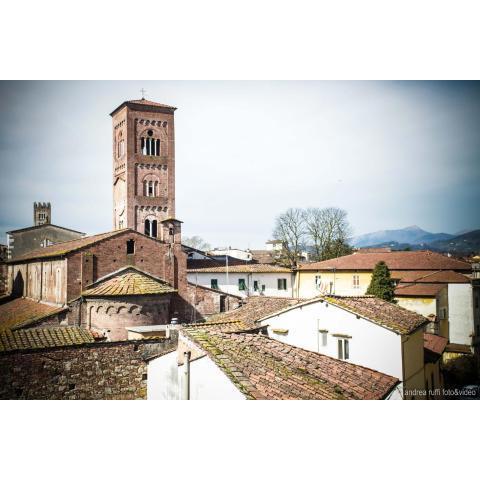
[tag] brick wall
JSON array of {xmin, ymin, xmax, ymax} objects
[
  {"xmin": 0, "ymin": 335, "xmax": 177, "ymax": 400},
  {"xmin": 62, "ymin": 230, "xmax": 187, "ymax": 302},
  {"xmin": 184, "ymin": 283, "xmax": 242, "ymax": 322}
]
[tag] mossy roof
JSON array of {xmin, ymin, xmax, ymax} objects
[
  {"xmin": 323, "ymin": 295, "xmax": 429, "ymax": 335},
  {"xmin": 0, "ymin": 326, "xmax": 94, "ymax": 353},
  {"xmin": 181, "ymin": 329, "xmax": 399, "ymax": 400},
  {"xmin": 82, "ymin": 266, "xmax": 176, "ymax": 297},
  {"xmin": 0, "ymin": 297, "xmax": 68, "ymax": 331},
  {"xmin": 9, "ymin": 229, "xmax": 130, "ymax": 262}
]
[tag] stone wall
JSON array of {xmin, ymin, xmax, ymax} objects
[
  {"xmin": 0, "ymin": 245, "xmax": 8, "ymax": 296},
  {"xmin": 184, "ymin": 283, "xmax": 242, "ymax": 322},
  {"xmin": 0, "ymin": 335, "xmax": 177, "ymax": 400}
]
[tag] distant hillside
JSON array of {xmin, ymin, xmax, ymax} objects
[
  {"xmin": 352, "ymin": 225, "xmax": 453, "ymax": 248},
  {"xmin": 428, "ymin": 230, "xmax": 480, "ymax": 254}
]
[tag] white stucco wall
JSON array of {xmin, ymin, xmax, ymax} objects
[
  {"xmin": 147, "ymin": 351, "xmax": 245, "ymax": 400},
  {"xmin": 259, "ymin": 300, "xmax": 404, "ymax": 381},
  {"xmin": 448, "ymin": 283, "xmax": 474, "ymax": 346},
  {"xmin": 187, "ymin": 272, "xmax": 293, "ymax": 298},
  {"xmin": 147, "ymin": 351, "xmax": 180, "ymax": 400},
  {"xmin": 188, "ymin": 357, "xmax": 246, "ymax": 400}
]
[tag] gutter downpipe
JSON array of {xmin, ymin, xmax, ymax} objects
[{"xmin": 182, "ymin": 351, "xmax": 191, "ymax": 400}]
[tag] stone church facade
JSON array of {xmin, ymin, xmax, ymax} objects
[{"xmin": 2, "ymin": 97, "xmax": 240, "ymax": 340}]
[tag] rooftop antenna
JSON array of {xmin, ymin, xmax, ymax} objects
[{"xmin": 140, "ymin": 88, "xmax": 146, "ymax": 99}]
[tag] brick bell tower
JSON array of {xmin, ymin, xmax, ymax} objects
[{"xmin": 110, "ymin": 97, "xmax": 177, "ymax": 239}]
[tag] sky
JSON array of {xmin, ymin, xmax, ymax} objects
[{"xmin": 0, "ymin": 81, "xmax": 479, "ymax": 249}]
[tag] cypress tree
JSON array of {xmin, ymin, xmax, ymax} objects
[{"xmin": 366, "ymin": 261, "xmax": 396, "ymax": 302}]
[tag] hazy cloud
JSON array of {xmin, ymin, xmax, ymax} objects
[{"xmin": 0, "ymin": 81, "xmax": 479, "ymax": 248}]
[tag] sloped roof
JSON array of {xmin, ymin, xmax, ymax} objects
[
  {"xmin": 390, "ymin": 270, "xmax": 470, "ymax": 283},
  {"xmin": 187, "ymin": 263, "xmax": 292, "ymax": 273},
  {"xmin": 110, "ymin": 98, "xmax": 177, "ymax": 116},
  {"xmin": 249, "ymin": 250, "xmax": 277, "ymax": 264},
  {"xmin": 394, "ymin": 283, "xmax": 446, "ymax": 297},
  {"xmin": 187, "ymin": 259, "xmax": 224, "ymax": 270},
  {"xmin": 323, "ymin": 296, "xmax": 429, "ymax": 335},
  {"xmin": 256, "ymin": 295, "xmax": 429, "ymax": 336},
  {"xmin": 82, "ymin": 266, "xmax": 175, "ymax": 297},
  {"xmin": 182, "ymin": 330, "xmax": 399, "ymax": 400},
  {"xmin": 424, "ymin": 333, "xmax": 448, "ymax": 356},
  {"xmin": 298, "ymin": 251, "xmax": 471, "ymax": 272},
  {"xmin": 207, "ymin": 296, "xmax": 303, "ymax": 327},
  {"xmin": 6, "ymin": 223, "xmax": 85, "ymax": 235},
  {"xmin": 0, "ymin": 326, "xmax": 94, "ymax": 353},
  {"xmin": 0, "ymin": 298, "xmax": 68, "ymax": 331},
  {"xmin": 9, "ymin": 229, "xmax": 130, "ymax": 262}
]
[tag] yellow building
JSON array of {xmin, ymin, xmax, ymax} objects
[{"xmin": 295, "ymin": 250, "xmax": 471, "ymax": 304}]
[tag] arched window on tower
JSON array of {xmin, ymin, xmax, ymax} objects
[
  {"xmin": 144, "ymin": 218, "xmax": 158, "ymax": 238},
  {"xmin": 141, "ymin": 130, "xmax": 160, "ymax": 156},
  {"xmin": 143, "ymin": 175, "xmax": 159, "ymax": 197}
]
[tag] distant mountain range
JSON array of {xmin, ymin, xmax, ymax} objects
[{"xmin": 352, "ymin": 226, "xmax": 480, "ymax": 254}]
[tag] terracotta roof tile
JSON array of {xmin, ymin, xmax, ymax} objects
[
  {"xmin": 207, "ymin": 297, "xmax": 303, "ymax": 327},
  {"xmin": 256, "ymin": 295, "xmax": 429, "ymax": 336},
  {"xmin": 125, "ymin": 99, "xmax": 176, "ymax": 109},
  {"xmin": 110, "ymin": 99, "xmax": 177, "ymax": 116},
  {"xmin": 394, "ymin": 283, "xmax": 446, "ymax": 297},
  {"xmin": 298, "ymin": 251, "xmax": 471, "ymax": 272},
  {"xmin": 390, "ymin": 270, "xmax": 470, "ymax": 283},
  {"xmin": 0, "ymin": 298, "xmax": 68, "ymax": 331},
  {"xmin": 424, "ymin": 333, "xmax": 448, "ymax": 356},
  {"xmin": 82, "ymin": 266, "xmax": 175, "ymax": 297},
  {"xmin": 187, "ymin": 263, "xmax": 292, "ymax": 273},
  {"xmin": 182, "ymin": 330, "xmax": 399, "ymax": 400},
  {"xmin": 323, "ymin": 296, "xmax": 428, "ymax": 335},
  {"xmin": 9, "ymin": 229, "xmax": 130, "ymax": 262},
  {"xmin": 0, "ymin": 326, "xmax": 94, "ymax": 352}
]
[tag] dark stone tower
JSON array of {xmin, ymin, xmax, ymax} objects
[{"xmin": 34, "ymin": 202, "xmax": 51, "ymax": 226}]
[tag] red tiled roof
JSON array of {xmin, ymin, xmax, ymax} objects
[
  {"xmin": 394, "ymin": 283, "xmax": 446, "ymax": 297},
  {"xmin": 187, "ymin": 263, "xmax": 291, "ymax": 273},
  {"xmin": 82, "ymin": 267, "xmax": 175, "ymax": 297},
  {"xmin": 323, "ymin": 295, "xmax": 428, "ymax": 335},
  {"xmin": 0, "ymin": 298, "xmax": 68, "ymax": 331},
  {"xmin": 182, "ymin": 330, "xmax": 399, "ymax": 400},
  {"xmin": 424, "ymin": 333, "xmax": 448, "ymax": 356},
  {"xmin": 298, "ymin": 251, "xmax": 471, "ymax": 272},
  {"xmin": 390, "ymin": 270, "xmax": 470, "ymax": 283},
  {"xmin": 208, "ymin": 296, "xmax": 303, "ymax": 326},
  {"xmin": 9, "ymin": 229, "xmax": 130, "ymax": 262},
  {"xmin": 110, "ymin": 99, "xmax": 177, "ymax": 116},
  {"xmin": 252, "ymin": 295, "xmax": 429, "ymax": 335}
]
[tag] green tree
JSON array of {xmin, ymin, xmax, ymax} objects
[{"xmin": 366, "ymin": 261, "xmax": 396, "ymax": 302}]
